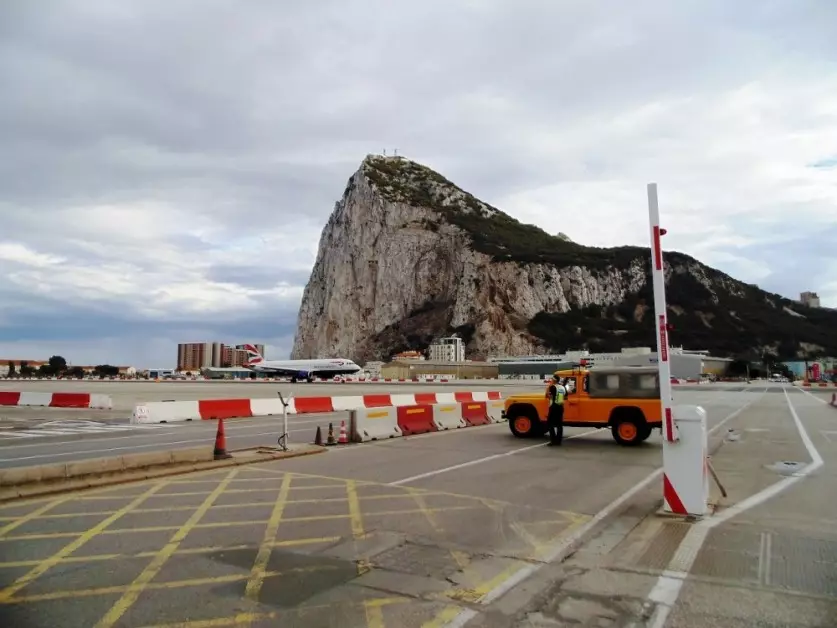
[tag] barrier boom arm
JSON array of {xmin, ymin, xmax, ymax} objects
[{"xmin": 647, "ymin": 183, "xmax": 678, "ymax": 442}]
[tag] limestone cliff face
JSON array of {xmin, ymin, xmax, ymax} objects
[{"xmin": 292, "ymin": 155, "xmax": 837, "ymax": 362}]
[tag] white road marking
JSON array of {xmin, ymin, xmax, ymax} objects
[
  {"xmin": 387, "ymin": 429, "xmax": 601, "ymax": 486},
  {"xmin": 438, "ymin": 392, "xmax": 764, "ymax": 627},
  {"xmin": 645, "ymin": 388, "xmax": 823, "ymax": 628}
]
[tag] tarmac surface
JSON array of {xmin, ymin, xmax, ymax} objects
[
  {"xmin": 0, "ymin": 381, "xmax": 539, "ymax": 469},
  {"xmin": 0, "ymin": 384, "xmax": 807, "ymax": 627}
]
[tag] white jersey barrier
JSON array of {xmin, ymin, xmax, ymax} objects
[
  {"xmin": 132, "ymin": 401, "xmax": 200, "ymax": 424},
  {"xmin": 350, "ymin": 407, "xmax": 403, "ymax": 442},
  {"xmin": 486, "ymin": 399, "xmax": 505, "ymax": 423},
  {"xmin": 432, "ymin": 403, "xmax": 468, "ymax": 430}
]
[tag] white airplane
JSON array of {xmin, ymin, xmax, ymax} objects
[{"xmin": 241, "ymin": 344, "xmax": 362, "ymax": 383}]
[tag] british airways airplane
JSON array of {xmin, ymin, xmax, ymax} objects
[{"xmin": 241, "ymin": 344, "xmax": 362, "ymax": 383}]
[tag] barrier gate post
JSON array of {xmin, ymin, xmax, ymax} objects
[{"xmin": 647, "ymin": 183, "xmax": 709, "ymax": 517}]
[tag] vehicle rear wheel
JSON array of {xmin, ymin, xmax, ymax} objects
[
  {"xmin": 612, "ymin": 417, "xmax": 644, "ymax": 446},
  {"xmin": 508, "ymin": 408, "xmax": 544, "ymax": 438}
]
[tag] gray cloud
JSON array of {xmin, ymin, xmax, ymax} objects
[{"xmin": 1, "ymin": 0, "xmax": 836, "ymax": 367}]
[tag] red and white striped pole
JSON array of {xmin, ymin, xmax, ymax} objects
[
  {"xmin": 647, "ymin": 183, "xmax": 709, "ymax": 517},
  {"xmin": 647, "ymin": 183, "xmax": 678, "ymax": 444}
]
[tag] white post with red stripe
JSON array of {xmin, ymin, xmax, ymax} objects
[{"xmin": 648, "ymin": 183, "xmax": 709, "ymax": 517}]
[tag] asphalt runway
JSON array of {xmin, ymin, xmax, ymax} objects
[
  {"xmin": 0, "ymin": 380, "xmax": 541, "ymax": 439},
  {"xmin": 0, "ymin": 381, "xmax": 751, "ymax": 468},
  {"xmin": 0, "ymin": 385, "xmax": 780, "ymax": 627}
]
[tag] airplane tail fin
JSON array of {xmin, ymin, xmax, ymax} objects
[{"xmin": 243, "ymin": 344, "xmax": 264, "ymax": 366}]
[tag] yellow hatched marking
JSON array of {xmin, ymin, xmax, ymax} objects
[
  {"xmin": 244, "ymin": 472, "xmax": 293, "ymax": 604},
  {"xmin": 0, "ymin": 497, "xmax": 72, "ymax": 537},
  {"xmin": 5, "ymin": 567, "xmax": 331, "ymax": 604},
  {"xmin": 346, "ymin": 480, "xmax": 365, "ymax": 539},
  {"xmin": 94, "ymin": 468, "xmax": 239, "ymax": 628},
  {"xmin": 0, "ymin": 481, "xmax": 169, "ymax": 603},
  {"xmin": 422, "ymin": 605, "xmax": 468, "ymax": 627},
  {"xmin": 364, "ymin": 599, "xmax": 386, "ymax": 628},
  {"xmin": 1, "ymin": 505, "xmax": 481, "ymax": 541},
  {"xmin": 0, "ymin": 536, "xmax": 340, "ymax": 569},
  {"xmin": 136, "ymin": 597, "xmax": 409, "ymax": 628},
  {"xmin": 405, "ymin": 488, "xmax": 470, "ymax": 570}
]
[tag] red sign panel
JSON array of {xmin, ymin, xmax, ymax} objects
[{"xmin": 658, "ymin": 315, "xmax": 668, "ymax": 362}]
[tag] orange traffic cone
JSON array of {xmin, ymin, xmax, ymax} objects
[
  {"xmin": 214, "ymin": 418, "xmax": 232, "ymax": 460},
  {"xmin": 338, "ymin": 420, "xmax": 348, "ymax": 444},
  {"xmin": 325, "ymin": 422, "xmax": 336, "ymax": 446}
]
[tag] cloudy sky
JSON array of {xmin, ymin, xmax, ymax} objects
[{"xmin": 1, "ymin": 0, "xmax": 835, "ymax": 368}]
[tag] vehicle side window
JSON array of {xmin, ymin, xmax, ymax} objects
[{"xmin": 583, "ymin": 375, "xmax": 589, "ymax": 392}]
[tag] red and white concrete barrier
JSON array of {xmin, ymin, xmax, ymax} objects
[
  {"xmin": 0, "ymin": 391, "xmax": 113, "ymax": 409},
  {"xmin": 131, "ymin": 391, "xmax": 504, "ymax": 424},
  {"xmin": 350, "ymin": 401, "xmax": 501, "ymax": 443}
]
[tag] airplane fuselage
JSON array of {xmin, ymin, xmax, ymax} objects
[{"xmin": 244, "ymin": 358, "xmax": 361, "ymax": 381}]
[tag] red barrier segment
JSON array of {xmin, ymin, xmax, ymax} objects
[
  {"xmin": 453, "ymin": 391, "xmax": 473, "ymax": 403},
  {"xmin": 50, "ymin": 393, "xmax": 92, "ymax": 408},
  {"xmin": 198, "ymin": 398, "xmax": 253, "ymax": 420},
  {"xmin": 294, "ymin": 396, "xmax": 335, "ymax": 414},
  {"xmin": 0, "ymin": 392, "xmax": 21, "ymax": 406},
  {"xmin": 396, "ymin": 405, "xmax": 437, "ymax": 436},
  {"xmin": 460, "ymin": 401, "xmax": 490, "ymax": 426},
  {"xmin": 362, "ymin": 394, "xmax": 393, "ymax": 408},
  {"xmin": 414, "ymin": 392, "xmax": 438, "ymax": 405},
  {"xmin": 487, "ymin": 391, "xmax": 501, "ymax": 400}
]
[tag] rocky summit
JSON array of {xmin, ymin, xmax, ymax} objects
[{"xmin": 291, "ymin": 154, "xmax": 837, "ymax": 363}]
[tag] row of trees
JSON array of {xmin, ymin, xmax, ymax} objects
[{"xmin": 5, "ymin": 356, "xmax": 122, "ymax": 379}]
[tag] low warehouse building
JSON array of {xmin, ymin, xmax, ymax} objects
[{"xmin": 380, "ymin": 360, "xmax": 498, "ymax": 380}]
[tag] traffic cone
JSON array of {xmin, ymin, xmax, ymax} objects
[
  {"xmin": 338, "ymin": 420, "xmax": 348, "ymax": 444},
  {"xmin": 213, "ymin": 418, "xmax": 232, "ymax": 460},
  {"xmin": 314, "ymin": 425, "xmax": 323, "ymax": 445},
  {"xmin": 325, "ymin": 422, "xmax": 336, "ymax": 446}
]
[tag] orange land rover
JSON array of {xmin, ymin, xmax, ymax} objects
[{"xmin": 502, "ymin": 365, "xmax": 664, "ymax": 446}]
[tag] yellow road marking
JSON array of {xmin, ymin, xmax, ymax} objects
[
  {"xmin": 346, "ymin": 480, "xmax": 364, "ymax": 539},
  {"xmin": 364, "ymin": 599, "xmax": 386, "ymax": 628},
  {"xmin": 244, "ymin": 472, "xmax": 293, "ymax": 604},
  {"xmin": 0, "ymin": 505, "xmax": 482, "ymax": 541},
  {"xmin": 136, "ymin": 597, "xmax": 409, "ymax": 628},
  {"xmin": 422, "ymin": 605, "xmax": 468, "ymax": 627},
  {"xmin": 405, "ymin": 487, "xmax": 470, "ymax": 570},
  {"xmin": 446, "ymin": 562, "xmax": 528, "ymax": 603},
  {"xmin": 0, "ymin": 496, "xmax": 72, "ymax": 537},
  {"xmin": 241, "ymin": 467, "xmax": 585, "ymax": 520},
  {"xmin": 1, "ymin": 491, "xmax": 439, "ymax": 522},
  {"xmin": 0, "ymin": 536, "xmax": 341, "ymax": 568},
  {"xmin": 94, "ymin": 469, "xmax": 240, "ymax": 628},
  {"xmin": 71, "ymin": 484, "xmax": 345, "ymax": 501},
  {"xmin": 0, "ymin": 481, "xmax": 169, "ymax": 603},
  {"xmin": 3, "ymin": 567, "xmax": 332, "ymax": 604}
]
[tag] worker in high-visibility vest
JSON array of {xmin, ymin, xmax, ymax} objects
[{"xmin": 545, "ymin": 374, "xmax": 567, "ymax": 446}]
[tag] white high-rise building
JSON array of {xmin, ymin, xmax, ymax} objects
[{"xmin": 428, "ymin": 336, "xmax": 465, "ymax": 362}]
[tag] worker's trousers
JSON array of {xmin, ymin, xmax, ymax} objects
[{"xmin": 547, "ymin": 403, "xmax": 564, "ymax": 444}]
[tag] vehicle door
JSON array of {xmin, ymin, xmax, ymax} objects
[{"xmin": 562, "ymin": 376, "xmax": 580, "ymax": 422}]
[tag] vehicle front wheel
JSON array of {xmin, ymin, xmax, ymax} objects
[
  {"xmin": 612, "ymin": 417, "xmax": 644, "ymax": 446},
  {"xmin": 508, "ymin": 409, "xmax": 544, "ymax": 438}
]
